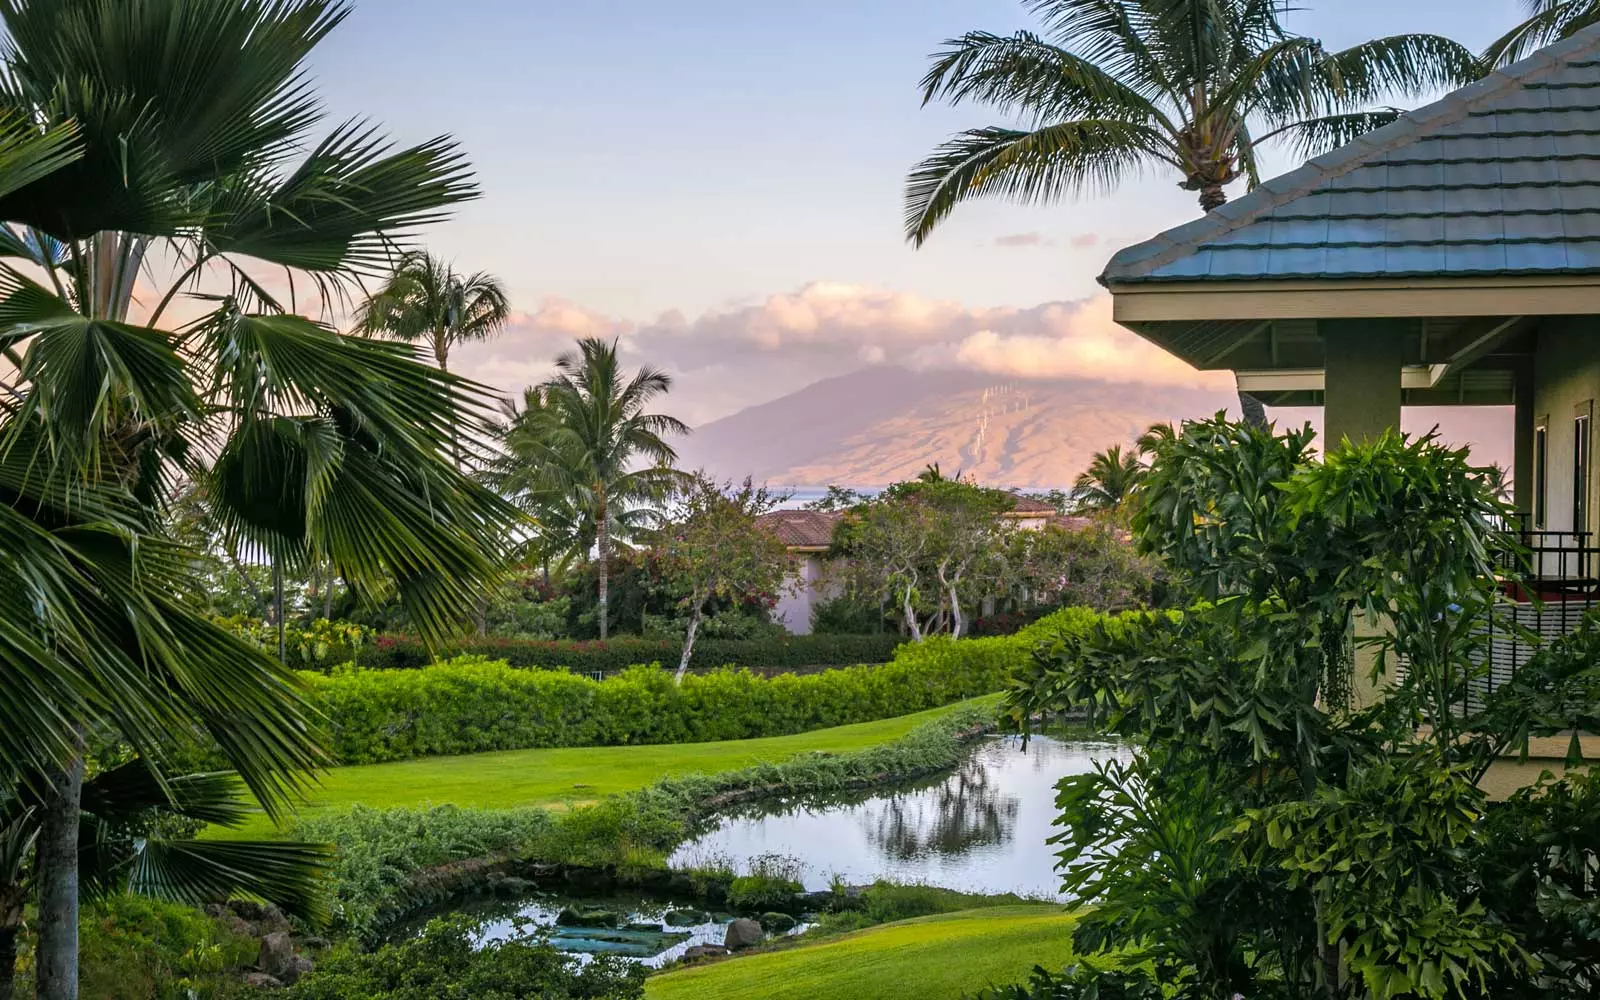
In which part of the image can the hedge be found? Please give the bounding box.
[358,632,906,674]
[303,607,1104,765]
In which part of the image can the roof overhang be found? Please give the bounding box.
[1110,275,1600,327]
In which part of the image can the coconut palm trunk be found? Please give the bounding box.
[595,491,610,640]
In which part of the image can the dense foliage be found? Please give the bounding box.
[358,632,904,674]
[1004,419,1600,1000]
[279,916,645,1000]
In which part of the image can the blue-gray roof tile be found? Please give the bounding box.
[1102,25,1600,284]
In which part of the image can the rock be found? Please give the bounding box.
[284,956,314,986]
[299,935,331,951]
[680,944,728,962]
[223,915,256,939]
[492,876,535,897]
[232,900,291,936]
[202,902,228,919]
[626,922,663,933]
[241,972,283,989]
[663,909,707,927]
[257,932,297,981]
[759,911,797,933]
[723,917,764,951]
[555,907,619,928]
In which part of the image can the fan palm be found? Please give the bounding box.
[1486,0,1600,66]
[1075,443,1145,510]
[356,249,511,371]
[0,758,328,1000]
[0,2,522,995]
[489,340,688,640]
[906,0,1479,427]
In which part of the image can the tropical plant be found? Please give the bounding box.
[904,0,1480,422]
[0,1,522,995]
[355,249,510,372]
[486,339,688,639]
[0,758,327,1000]
[1486,0,1600,66]
[1072,444,1143,511]
[904,0,1480,229]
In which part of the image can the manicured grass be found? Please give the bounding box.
[644,905,1076,1000]
[222,697,996,840]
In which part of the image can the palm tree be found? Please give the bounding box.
[904,0,1479,425]
[356,249,511,371]
[490,340,688,640]
[1487,0,1600,66]
[1075,444,1145,510]
[0,2,522,995]
[1,759,327,1000]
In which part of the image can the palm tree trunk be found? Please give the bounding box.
[1199,184,1228,212]
[273,562,286,663]
[35,736,85,1000]
[596,492,610,642]
[1238,386,1269,428]
[1,888,21,1000]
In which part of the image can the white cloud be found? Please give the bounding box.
[452,282,1230,425]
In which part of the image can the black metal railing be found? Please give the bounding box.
[1473,517,1600,705]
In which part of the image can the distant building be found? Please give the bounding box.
[756,494,1065,635]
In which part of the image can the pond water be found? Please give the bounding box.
[462,893,804,969]
[669,733,1130,900]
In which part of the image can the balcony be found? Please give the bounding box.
[1474,520,1600,705]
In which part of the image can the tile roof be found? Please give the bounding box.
[1004,493,1059,514]
[1102,26,1600,284]
[757,509,840,549]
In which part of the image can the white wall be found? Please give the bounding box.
[772,554,827,635]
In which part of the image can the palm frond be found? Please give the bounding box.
[1484,0,1597,67]
[904,122,1172,246]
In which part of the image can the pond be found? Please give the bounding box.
[669,733,1130,900]
[441,732,1126,966]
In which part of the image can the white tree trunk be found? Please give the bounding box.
[675,606,703,684]
[902,584,924,641]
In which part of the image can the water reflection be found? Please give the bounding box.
[669,734,1129,899]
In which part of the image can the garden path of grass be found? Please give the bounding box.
[644,905,1076,1000]
[222,697,996,840]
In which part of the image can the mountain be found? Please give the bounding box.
[675,367,1238,488]
[676,367,1517,489]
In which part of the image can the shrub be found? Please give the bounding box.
[279,915,646,1000]
[356,632,904,674]
[859,881,1029,923]
[218,614,373,669]
[308,639,1023,765]
[13,895,259,1000]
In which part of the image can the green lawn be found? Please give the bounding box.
[644,905,1076,1000]
[222,697,995,839]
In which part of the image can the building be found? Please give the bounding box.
[757,494,1063,634]
[1100,25,1600,790]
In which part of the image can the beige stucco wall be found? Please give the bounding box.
[1531,317,1600,534]
[773,554,837,635]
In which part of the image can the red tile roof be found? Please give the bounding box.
[757,509,841,550]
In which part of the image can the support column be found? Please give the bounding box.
[1322,320,1404,450]
[1512,357,1535,517]
[1321,320,1405,710]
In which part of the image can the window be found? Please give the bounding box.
[1534,422,1548,529]
[1575,410,1592,534]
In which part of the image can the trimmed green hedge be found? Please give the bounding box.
[360,632,905,674]
[304,608,1102,765]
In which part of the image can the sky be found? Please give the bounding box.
[292,0,1532,428]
